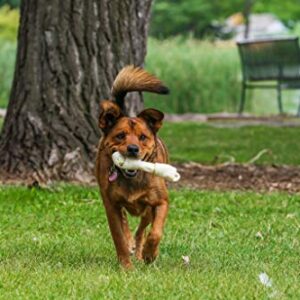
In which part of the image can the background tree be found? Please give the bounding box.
[150,0,300,39]
[243,0,255,39]
[0,0,153,183]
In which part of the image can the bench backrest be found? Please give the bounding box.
[237,37,300,82]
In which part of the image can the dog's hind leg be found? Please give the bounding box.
[143,201,168,264]
[135,207,152,261]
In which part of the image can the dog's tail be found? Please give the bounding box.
[111,65,169,110]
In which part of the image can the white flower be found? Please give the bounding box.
[182,255,190,265]
[259,272,272,288]
[255,231,263,239]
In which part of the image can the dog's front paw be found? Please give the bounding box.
[142,238,159,264]
[142,247,159,264]
[118,256,133,270]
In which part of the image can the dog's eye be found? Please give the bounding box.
[116,132,125,140]
[139,134,147,141]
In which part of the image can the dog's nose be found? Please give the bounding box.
[127,144,139,156]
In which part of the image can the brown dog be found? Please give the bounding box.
[96,66,170,268]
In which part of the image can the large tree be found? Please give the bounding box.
[0,0,153,183]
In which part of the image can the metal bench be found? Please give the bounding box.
[237,37,300,115]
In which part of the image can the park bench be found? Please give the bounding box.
[237,37,300,116]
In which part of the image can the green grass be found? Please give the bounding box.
[0,38,16,108]
[0,119,299,165]
[145,38,241,114]
[0,185,299,299]
[159,122,300,165]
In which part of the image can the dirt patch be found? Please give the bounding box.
[165,113,300,127]
[1,163,300,193]
[170,163,300,193]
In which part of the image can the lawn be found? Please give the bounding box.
[0,118,299,166]
[0,185,299,299]
[0,105,299,298]
[160,122,300,165]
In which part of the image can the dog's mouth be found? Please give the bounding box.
[121,168,138,178]
[109,165,138,182]
[109,150,148,182]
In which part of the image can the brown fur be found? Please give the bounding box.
[96,66,169,268]
[112,65,169,110]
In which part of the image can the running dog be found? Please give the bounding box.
[96,66,170,268]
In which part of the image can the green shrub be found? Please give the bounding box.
[145,38,241,113]
[150,0,245,39]
[0,5,19,41]
[0,0,20,8]
[291,21,300,37]
[150,0,300,39]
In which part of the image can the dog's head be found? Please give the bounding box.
[99,100,164,179]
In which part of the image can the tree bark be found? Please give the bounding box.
[243,0,254,39]
[0,0,153,183]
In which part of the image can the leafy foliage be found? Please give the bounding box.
[0,5,19,41]
[150,0,245,38]
[255,0,300,25]
[150,0,300,38]
[0,0,20,8]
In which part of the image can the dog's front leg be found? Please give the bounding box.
[143,201,168,263]
[135,207,152,260]
[103,199,132,269]
[120,209,135,254]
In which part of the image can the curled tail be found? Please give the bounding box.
[111,65,169,110]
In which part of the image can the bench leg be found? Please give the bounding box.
[239,84,246,115]
[277,84,283,114]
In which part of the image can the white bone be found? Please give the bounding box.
[112,152,180,182]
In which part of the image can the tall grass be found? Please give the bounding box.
[145,38,300,114]
[0,36,298,114]
[145,38,242,113]
[0,38,16,108]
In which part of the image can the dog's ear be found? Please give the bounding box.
[99,100,123,134]
[138,108,164,133]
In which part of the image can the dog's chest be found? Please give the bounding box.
[110,186,149,216]
[111,184,147,203]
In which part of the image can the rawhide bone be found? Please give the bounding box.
[112,152,180,182]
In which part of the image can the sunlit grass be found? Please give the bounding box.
[160,122,300,165]
[0,185,299,299]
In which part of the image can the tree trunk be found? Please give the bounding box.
[0,0,153,183]
[243,0,254,39]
